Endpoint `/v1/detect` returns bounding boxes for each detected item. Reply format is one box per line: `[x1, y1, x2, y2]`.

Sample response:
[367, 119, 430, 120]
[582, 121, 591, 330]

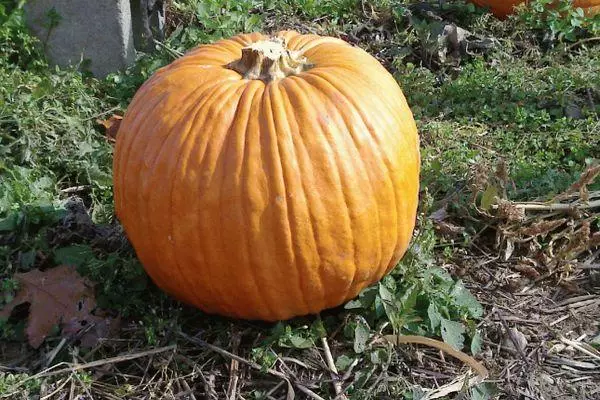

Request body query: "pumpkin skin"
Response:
[470, 0, 600, 18]
[113, 31, 420, 321]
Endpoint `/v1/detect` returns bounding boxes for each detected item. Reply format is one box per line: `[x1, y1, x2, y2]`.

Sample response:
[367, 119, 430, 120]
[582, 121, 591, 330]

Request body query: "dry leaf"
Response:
[97, 114, 122, 143]
[591, 232, 600, 247]
[497, 200, 526, 222]
[558, 280, 580, 294]
[559, 221, 592, 260]
[504, 238, 515, 261]
[495, 159, 509, 190]
[503, 327, 528, 353]
[428, 206, 448, 222]
[434, 221, 465, 237]
[428, 23, 495, 67]
[519, 219, 567, 237]
[554, 164, 600, 202]
[62, 312, 120, 348]
[469, 162, 491, 203]
[0, 265, 100, 348]
[514, 264, 541, 280]
[502, 278, 522, 293]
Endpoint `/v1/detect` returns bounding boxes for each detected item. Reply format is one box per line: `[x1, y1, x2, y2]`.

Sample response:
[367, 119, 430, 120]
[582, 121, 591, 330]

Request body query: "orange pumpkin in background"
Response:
[113, 31, 421, 321]
[470, 0, 600, 18]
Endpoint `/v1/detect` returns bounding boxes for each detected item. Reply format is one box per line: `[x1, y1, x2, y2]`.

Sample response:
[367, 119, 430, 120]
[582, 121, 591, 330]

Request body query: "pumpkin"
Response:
[470, 0, 600, 18]
[113, 31, 420, 321]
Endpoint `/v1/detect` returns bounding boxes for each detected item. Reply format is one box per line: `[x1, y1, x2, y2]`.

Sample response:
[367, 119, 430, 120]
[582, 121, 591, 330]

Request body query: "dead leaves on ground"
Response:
[465, 161, 600, 290]
[0, 265, 119, 348]
[97, 114, 122, 144]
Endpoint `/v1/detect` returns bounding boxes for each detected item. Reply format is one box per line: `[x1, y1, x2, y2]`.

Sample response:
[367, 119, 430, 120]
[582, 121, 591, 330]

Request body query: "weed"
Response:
[267, 0, 359, 22]
[395, 50, 600, 200]
[0, 372, 41, 398]
[345, 215, 483, 353]
[517, 0, 600, 42]
[0, 0, 45, 69]
[1, 0, 599, 398]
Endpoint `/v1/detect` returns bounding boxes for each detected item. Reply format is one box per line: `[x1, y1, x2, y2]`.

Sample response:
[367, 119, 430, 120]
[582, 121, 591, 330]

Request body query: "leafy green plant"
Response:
[344, 215, 483, 353]
[0, 0, 597, 397]
[266, 0, 359, 22]
[0, 0, 45, 69]
[0, 65, 115, 211]
[0, 373, 41, 398]
[395, 49, 600, 200]
[517, 0, 600, 42]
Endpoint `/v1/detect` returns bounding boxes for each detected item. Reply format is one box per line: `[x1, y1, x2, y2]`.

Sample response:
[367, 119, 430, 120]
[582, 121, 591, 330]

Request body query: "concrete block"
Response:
[24, 0, 136, 78]
[131, 0, 166, 52]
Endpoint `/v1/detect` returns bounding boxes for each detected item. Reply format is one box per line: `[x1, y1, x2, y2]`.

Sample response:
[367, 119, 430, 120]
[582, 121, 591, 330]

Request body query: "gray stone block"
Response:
[131, 0, 166, 52]
[24, 0, 136, 78]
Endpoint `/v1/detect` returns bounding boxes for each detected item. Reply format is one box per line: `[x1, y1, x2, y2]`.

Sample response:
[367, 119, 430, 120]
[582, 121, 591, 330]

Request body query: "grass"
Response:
[1, 0, 599, 398]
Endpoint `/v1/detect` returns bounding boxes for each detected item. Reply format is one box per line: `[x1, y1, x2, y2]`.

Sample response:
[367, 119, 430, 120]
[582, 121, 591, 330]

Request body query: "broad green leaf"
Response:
[345, 286, 377, 310]
[400, 283, 419, 313]
[0, 213, 18, 231]
[471, 382, 498, 400]
[590, 334, 600, 348]
[335, 355, 353, 371]
[374, 294, 387, 319]
[344, 298, 363, 309]
[440, 318, 465, 351]
[195, 2, 208, 18]
[379, 283, 400, 329]
[378, 282, 395, 303]
[480, 185, 499, 210]
[410, 386, 427, 400]
[31, 176, 54, 194]
[78, 141, 94, 155]
[359, 286, 378, 308]
[471, 330, 483, 355]
[20, 250, 36, 268]
[353, 368, 373, 389]
[427, 302, 442, 331]
[370, 348, 388, 365]
[286, 334, 313, 349]
[310, 318, 326, 339]
[451, 281, 484, 318]
[53, 244, 94, 267]
[354, 319, 370, 354]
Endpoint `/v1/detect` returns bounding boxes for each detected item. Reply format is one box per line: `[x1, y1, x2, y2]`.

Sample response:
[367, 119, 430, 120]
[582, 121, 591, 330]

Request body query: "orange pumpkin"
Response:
[113, 31, 420, 321]
[470, 0, 600, 18]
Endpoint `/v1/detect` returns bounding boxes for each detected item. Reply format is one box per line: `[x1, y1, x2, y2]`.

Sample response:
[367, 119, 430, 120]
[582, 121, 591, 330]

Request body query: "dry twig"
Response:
[321, 336, 346, 399]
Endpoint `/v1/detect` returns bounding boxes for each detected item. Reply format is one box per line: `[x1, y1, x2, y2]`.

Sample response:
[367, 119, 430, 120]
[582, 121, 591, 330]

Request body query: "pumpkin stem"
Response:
[227, 37, 311, 82]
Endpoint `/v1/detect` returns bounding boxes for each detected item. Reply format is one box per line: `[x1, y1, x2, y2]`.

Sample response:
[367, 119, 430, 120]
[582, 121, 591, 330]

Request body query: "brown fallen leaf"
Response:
[428, 206, 448, 222]
[97, 114, 122, 143]
[497, 200, 526, 222]
[503, 327, 528, 354]
[0, 265, 105, 348]
[558, 280, 580, 294]
[434, 220, 465, 237]
[62, 309, 121, 348]
[591, 232, 600, 247]
[514, 263, 541, 280]
[519, 219, 567, 237]
[553, 164, 600, 202]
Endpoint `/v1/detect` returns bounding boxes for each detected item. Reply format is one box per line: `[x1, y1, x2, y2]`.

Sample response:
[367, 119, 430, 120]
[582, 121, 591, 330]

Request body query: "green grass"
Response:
[1, 0, 599, 398]
[400, 51, 600, 199]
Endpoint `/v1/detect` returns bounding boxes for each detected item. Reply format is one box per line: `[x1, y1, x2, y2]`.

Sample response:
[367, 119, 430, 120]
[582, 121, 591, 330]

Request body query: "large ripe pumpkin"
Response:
[470, 0, 600, 18]
[113, 31, 420, 321]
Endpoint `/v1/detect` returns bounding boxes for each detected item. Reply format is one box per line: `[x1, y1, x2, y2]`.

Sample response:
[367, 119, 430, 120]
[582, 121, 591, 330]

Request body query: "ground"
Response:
[1, 0, 599, 399]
